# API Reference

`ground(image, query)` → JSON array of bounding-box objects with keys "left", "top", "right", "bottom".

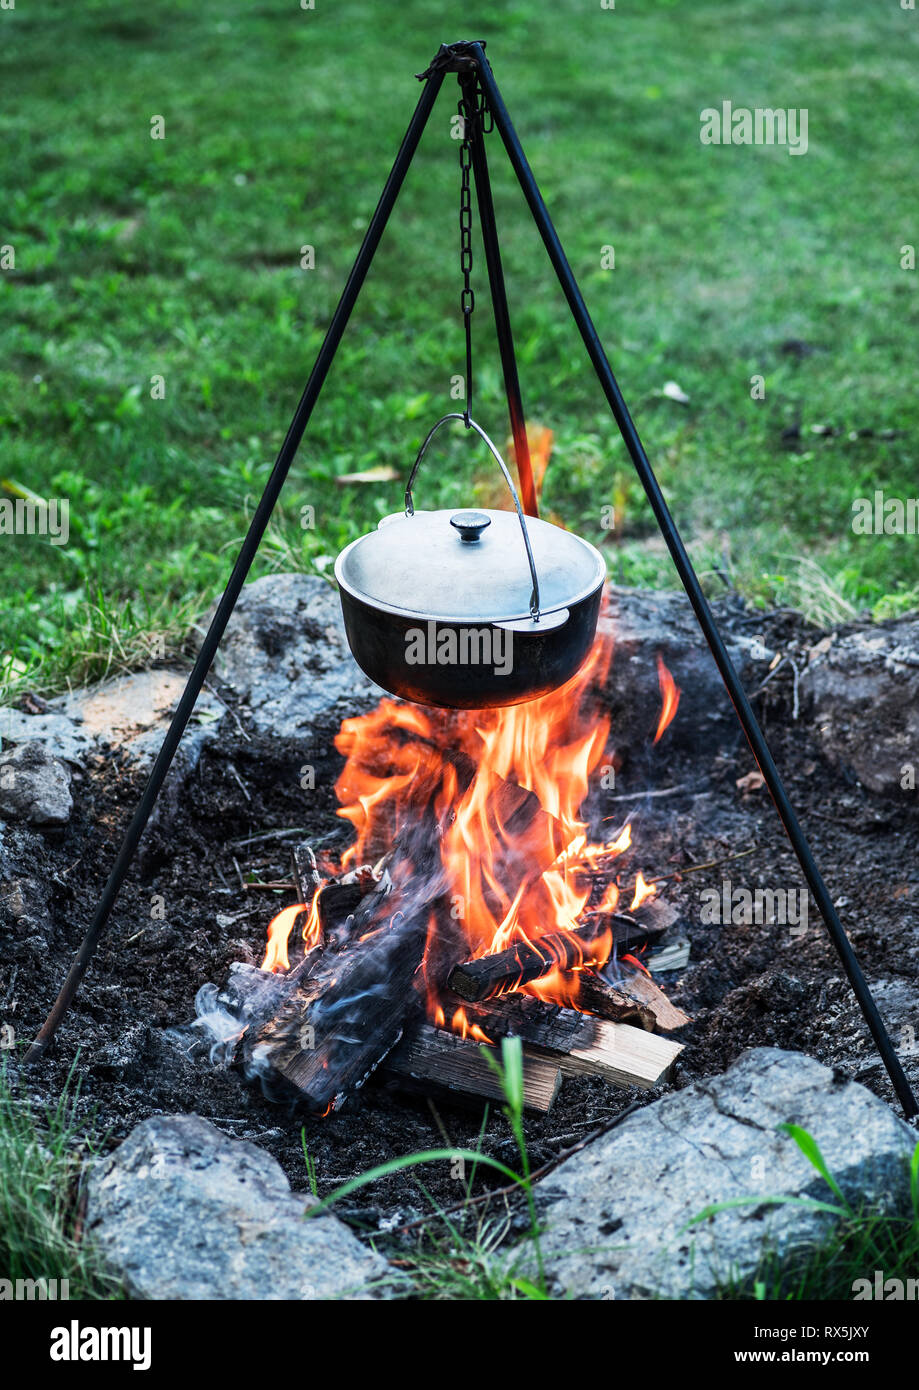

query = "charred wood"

[
  {"left": 454, "top": 995, "right": 681, "bottom": 1088},
  {"left": 446, "top": 921, "right": 609, "bottom": 1003},
  {"left": 581, "top": 964, "right": 691, "bottom": 1032},
  {"left": 252, "top": 908, "right": 429, "bottom": 1111}
]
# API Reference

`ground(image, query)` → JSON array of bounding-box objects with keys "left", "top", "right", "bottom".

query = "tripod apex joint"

[{"left": 416, "top": 40, "right": 487, "bottom": 81}]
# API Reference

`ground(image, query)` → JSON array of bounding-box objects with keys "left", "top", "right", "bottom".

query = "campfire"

[{"left": 204, "top": 615, "right": 690, "bottom": 1115}]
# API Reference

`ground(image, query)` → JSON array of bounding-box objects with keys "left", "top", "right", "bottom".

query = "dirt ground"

[{"left": 2, "top": 605, "right": 918, "bottom": 1235}]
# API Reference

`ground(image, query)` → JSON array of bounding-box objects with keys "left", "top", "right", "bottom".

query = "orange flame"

[
  {"left": 261, "top": 891, "right": 323, "bottom": 972},
  {"left": 257, "top": 593, "right": 672, "bottom": 1035},
  {"left": 653, "top": 654, "right": 681, "bottom": 743},
  {"left": 450, "top": 1007, "right": 494, "bottom": 1044},
  {"left": 263, "top": 904, "right": 308, "bottom": 973},
  {"left": 526, "top": 966, "right": 582, "bottom": 1008},
  {"left": 629, "top": 870, "right": 657, "bottom": 912},
  {"left": 287, "top": 622, "right": 618, "bottom": 1023}
]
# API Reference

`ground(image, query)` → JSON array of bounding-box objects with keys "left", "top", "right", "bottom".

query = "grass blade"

[{"left": 778, "top": 1123, "right": 850, "bottom": 1210}]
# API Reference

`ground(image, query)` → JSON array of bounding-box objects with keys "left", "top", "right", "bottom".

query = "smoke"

[
  {"left": 187, "top": 962, "right": 298, "bottom": 1091},
  {"left": 192, "top": 983, "right": 245, "bottom": 1066}
]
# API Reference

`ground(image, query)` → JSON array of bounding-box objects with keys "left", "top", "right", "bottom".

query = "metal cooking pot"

[{"left": 334, "top": 414, "right": 606, "bottom": 708}]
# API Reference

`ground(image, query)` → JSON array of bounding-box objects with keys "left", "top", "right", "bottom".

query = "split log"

[
  {"left": 316, "top": 872, "right": 381, "bottom": 937},
  {"left": 252, "top": 907, "right": 429, "bottom": 1111},
  {"left": 577, "top": 966, "right": 691, "bottom": 1032},
  {"left": 457, "top": 990, "right": 652, "bottom": 1043},
  {"left": 554, "top": 1019, "right": 682, "bottom": 1090},
  {"left": 383, "top": 1023, "right": 562, "bottom": 1113},
  {"left": 455, "top": 993, "right": 620, "bottom": 1049},
  {"left": 628, "top": 895, "right": 679, "bottom": 935},
  {"left": 252, "top": 824, "right": 445, "bottom": 1110},
  {"left": 454, "top": 996, "right": 682, "bottom": 1090},
  {"left": 290, "top": 843, "right": 321, "bottom": 907},
  {"left": 612, "top": 963, "right": 691, "bottom": 1031},
  {"left": 573, "top": 972, "right": 656, "bottom": 1029},
  {"left": 584, "top": 894, "right": 678, "bottom": 936},
  {"left": 581, "top": 905, "right": 672, "bottom": 955},
  {"left": 446, "top": 894, "right": 683, "bottom": 1005}
]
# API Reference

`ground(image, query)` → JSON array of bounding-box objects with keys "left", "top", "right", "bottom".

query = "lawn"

[{"left": 1, "top": 0, "right": 917, "bottom": 695}]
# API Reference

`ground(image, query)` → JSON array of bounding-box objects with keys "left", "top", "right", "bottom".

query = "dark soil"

[{"left": 3, "top": 606, "right": 918, "bottom": 1235}]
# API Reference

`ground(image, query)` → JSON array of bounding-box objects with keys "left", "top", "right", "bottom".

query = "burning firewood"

[
  {"left": 251, "top": 821, "right": 447, "bottom": 1111},
  {"left": 241, "top": 650, "right": 693, "bottom": 1113},
  {"left": 579, "top": 895, "right": 678, "bottom": 954},
  {"left": 576, "top": 965, "right": 691, "bottom": 1033},
  {"left": 611, "top": 963, "right": 691, "bottom": 1031},
  {"left": 568, "top": 972, "right": 656, "bottom": 1030},
  {"left": 252, "top": 903, "right": 430, "bottom": 1112},
  {"left": 316, "top": 863, "right": 389, "bottom": 942},
  {"left": 445, "top": 892, "right": 682, "bottom": 1006},
  {"left": 383, "top": 1023, "right": 562, "bottom": 1113},
  {"left": 385, "top": 997, "right": 682, "bottom": 1100},
  {"left": 290, "top": 842, "right": 321, "bottom": 906},
  {"left": 445, "top": 923, "right": 609, "bottom": 1003}
]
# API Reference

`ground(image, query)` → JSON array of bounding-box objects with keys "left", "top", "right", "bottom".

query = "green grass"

[
  {"left": 308, "top": 1070, "right": 919, "bottom": 1302},
  {"left": 3, "top": 1043, "right": 916, "bottom": 1301},
  {"left": 307, "top": 1036, "right": 552, "bottom": 1299},
  {"left": 699, "top": 1124, "right": 919, "bottom": 1301},
  {"left": 736, "top": 1204, "right": 919, "bottom": 1302},
  {"left": 0, "top": 1060, "right": 122, "bottom": 1298},
  {"left": 1, "top": 0, "right": 917, "bottom": 695}
]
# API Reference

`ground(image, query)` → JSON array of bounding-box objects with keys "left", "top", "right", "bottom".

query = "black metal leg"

[
  {"left": 460, "top": 71, "right": 538, "bottom": 518},
  {"left": 471, "top": 42, "right": 918, "bottom": 1118},
  {"left": 23, "top": 70, "right": 445, "bottom": 1064}
]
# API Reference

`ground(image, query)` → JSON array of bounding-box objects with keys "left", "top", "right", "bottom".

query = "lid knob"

[{"left": 450, "top": 510, "right": 491, "bottom": 544}]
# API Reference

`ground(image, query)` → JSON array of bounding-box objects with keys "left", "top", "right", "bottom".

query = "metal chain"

[{"left": 458, "top": 91, "right": 475, "bottom": 427}]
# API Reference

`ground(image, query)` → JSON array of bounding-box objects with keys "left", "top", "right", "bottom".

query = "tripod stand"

[{"left": 24, "top": 40, "right": 918, "bottom": 1120}]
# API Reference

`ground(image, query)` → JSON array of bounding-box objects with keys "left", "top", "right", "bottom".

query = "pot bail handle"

[{"left": 404, "top": 413, "right": 541, "bottom": 621}]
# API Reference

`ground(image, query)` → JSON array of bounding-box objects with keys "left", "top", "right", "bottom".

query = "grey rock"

[
  {"left": 204, "top": 573, "right": 384, "bottom": 739},
  {"left": 798, "top": 621, "right": 919, "bottom": 794},
  {"left": 0, "top": 741, "right": 73, "bottom": 824},
  {"left": 56, "top": 669, "right": 224, "bottom": 770},
  {"left": 536, "top": 1047, "right": 915, "bottom": 1300},
  {"left": 0, "top": 672, "right": 221, "bottom": 854},
  {"left": 125, "top": 719, "right": 214, "bottom": 774},
  {"left": 86, "top": 1114, "right": 391, "bottom": 1300},
  {"left": 600, "top": 587, "right": 766, "bottom": 757},
  {"left": 0, "top": 670, "right": 223, "bottom": 771},
  {"left": 0, "top": 708, "right": 94, "bottom": 766}
]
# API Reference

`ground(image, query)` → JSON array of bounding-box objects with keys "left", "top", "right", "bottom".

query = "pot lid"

[{"left": 335, "top": 507, "right": 606, "bottom": 623}]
